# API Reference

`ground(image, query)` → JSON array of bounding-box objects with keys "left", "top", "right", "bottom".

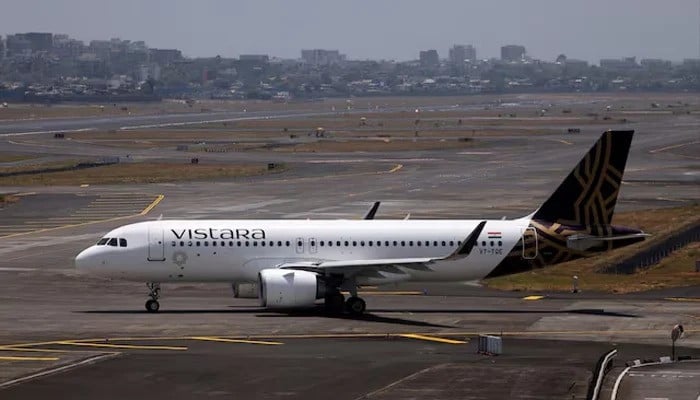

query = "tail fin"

[{"left": 533, "top": 130, "right": 634, "bottom": 233}]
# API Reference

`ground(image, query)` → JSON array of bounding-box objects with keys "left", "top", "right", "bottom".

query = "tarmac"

[{"left": 0, "top": 97, "right": 699, "bottom": 399}]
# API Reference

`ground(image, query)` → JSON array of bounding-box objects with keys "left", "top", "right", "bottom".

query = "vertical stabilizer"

[{"left": 532, "top": 130, "right": 634, "bottom": 234}]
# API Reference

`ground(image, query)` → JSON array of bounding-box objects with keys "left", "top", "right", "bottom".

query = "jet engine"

[{"left": 258, "top": 269, "right": 324, "bottom": 308}]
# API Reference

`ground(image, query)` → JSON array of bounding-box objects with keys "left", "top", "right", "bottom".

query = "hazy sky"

[{"left": 2, "top": 0, "right": 699, "bottom": 62}]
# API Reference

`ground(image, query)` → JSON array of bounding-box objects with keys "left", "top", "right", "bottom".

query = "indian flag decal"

[{"left": 487, "top": 232, "right": 502, "bottom": 239}]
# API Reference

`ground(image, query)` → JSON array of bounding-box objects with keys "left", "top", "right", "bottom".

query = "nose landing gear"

[{"left": 145, "top": 282, "right": 161, "bottom": 313}]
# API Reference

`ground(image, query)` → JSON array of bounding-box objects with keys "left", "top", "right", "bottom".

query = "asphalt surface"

[{"left": 0, "top": 96, "right": 698, "bottom": 399}]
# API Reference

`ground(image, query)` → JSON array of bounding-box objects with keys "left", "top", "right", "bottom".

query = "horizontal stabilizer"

[{"left": 567, "top": 233, "right": 650, "bottom": 251}]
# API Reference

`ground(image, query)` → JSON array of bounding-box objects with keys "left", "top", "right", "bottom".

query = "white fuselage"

[{"left": 76, "top": 218, "right": 530, "bottom": 285}]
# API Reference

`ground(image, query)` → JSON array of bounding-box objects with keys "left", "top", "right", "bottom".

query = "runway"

[{"left": 0, "top": 96, "right": 699, "bottom": 399}]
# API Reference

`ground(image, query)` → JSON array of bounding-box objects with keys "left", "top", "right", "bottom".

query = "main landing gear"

[
  {"left": 323, "top": 277, "right": 367, "bottom": 316},
  {"left": 145, "top": 282, "right": 161, "bottom": 313}
]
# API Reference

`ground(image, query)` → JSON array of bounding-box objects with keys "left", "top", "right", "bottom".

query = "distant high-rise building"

[
  {"left": 4, "top": 32, "right": 53, "bottom": 56},
  {"left": 301, "top": 49, "right": 345, "bottom": 65},
  {"left": 600, "top": 57, "right": 638, "bottom": 70},
  {"left": 419, "top": 49, "right": 439, "bottom": 67},
  {"left": 149, "top": 48, "right": 183, "bottom": 66},
  {"left": 449, "top": 45, "right": 476, "bottom": 65},
  {"left": 501, "top": 45, "right": 526, "bottom": 62},
  {"left": 0, "top": 36, "right": 4, "bottom": 60}
]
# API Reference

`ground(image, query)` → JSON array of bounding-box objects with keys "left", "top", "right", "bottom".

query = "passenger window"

[
  {"left": 409, "top": 241, "right": 414, "bottom": 246},
  {"left": 376, "top": 241, "right": 380, "bottom": 247},
  {"left": 386, "top": 241, "right": 390, "bottom": 246},
  {"left": 237, "top": 241, "right": 242, "bottom": 247},
  {"left": 449, "top": 241, "right": 454, "bottom": 246},
  {"left": 425, "top": 241, "right": 430, "bottom": 246},
  {"left": 270, "top": 241, "right": 274, "bottom": 247},
  {"left": 245, "top": 242, "right": 250, "bottom": 247},
  {"left": 441, "top": 241, "right": 446, "bottom": 246},
  {"left": 433, "top": 241, "right": 438, "bottom": 246},
  {"left": 261, "top": 241, "right": 265, "bottom": 247},
  {"left": 277, "top": 241, "right": 282, "bottom": 247},
  {"left": 352, "top": 241, "right": 357, "bottom": 247},
  {"left": 108, "top": 238, "right": 118, "bottom": 247},
  {"left": 401, "top": 241, "right": 405, "bottom": 247},
  {"left": 253, "top": 242, "right": 258, "bottom": 247},
  {"left": 490, "top": 241, "right": 494, "bottom": 247},
  {"left": 212, "top": 241, "right": 216, "bottom": 247},
  {"left": 328, "top": 241, "right": 333, "bottom": 247},
  {"left": 482, "top": 241, "right": 486, "bottom": 247},
  {"left": 360, "top": 241, "right": 364, "bottom": 246},
  {"left": 286, "top": 241, "right": 290, "bottom": 247},
  {"left": 119, "top": 238, "right": 127, "bottom": 247},
  {"left": 221, "top": 241, "right": 226, "bottom": 247},
  {"left": 180, "top": 241, "right": 185, "bottom": 247},
  {"left": 498, "top": 241, "right": 503, "bottom": 246},
  {"left": 393, "top": 241, "right": 397, "bottom": 246},
  {"left": 417, "top": 241, "right": 421, "bottom": 247},
  {"left": 97, "top": 238, "right": 109, "bottom": 246},
  {"left": 196, "top": 241, "right": 201, "bottom": 247},
  {"left": 204, "top": 241, "right": 209, "bottom": 247}
]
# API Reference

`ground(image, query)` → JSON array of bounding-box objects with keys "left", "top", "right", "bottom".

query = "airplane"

[{"left": 75, "top": 130, "right": 648, "bottom": 315}]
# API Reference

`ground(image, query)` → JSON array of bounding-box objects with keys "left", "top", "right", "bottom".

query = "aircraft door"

[
  {"left": 295, "top": 237, "right": 304, "bottom": 254},
  {"left": 148, "top": 226, "right": 166, "bottom": 261},
  {"left": 522, "top": 227, "right": 538, "bottom": 260},
  {"left": 308, "top": 237, "right": 317, "bottom": 254}
]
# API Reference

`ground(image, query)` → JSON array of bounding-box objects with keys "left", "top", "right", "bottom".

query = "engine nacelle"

[
  {"left": 231, "top": 282, "right": 259, "bottom": 299},
  {"left": 258, "top": 269, "right": 322, "bottom": 308}
]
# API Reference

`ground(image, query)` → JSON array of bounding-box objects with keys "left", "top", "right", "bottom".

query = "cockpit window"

[
  {"left": 97, "top": 238, "right": 109, "bottom": 246},
  {"left": 108, "top": 238, "right": 118, "bottom": 247},
  {"left": 119, "top": 238, "right": 127, "bottom": 247}
]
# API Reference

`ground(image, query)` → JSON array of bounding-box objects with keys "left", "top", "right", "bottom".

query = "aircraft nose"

[{"left": 75, "top": 246, "right": 98, "bottom": 272}]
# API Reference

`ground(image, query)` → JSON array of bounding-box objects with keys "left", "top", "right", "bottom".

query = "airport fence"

[{"left": 601, "top": 221, "right": 700, "bottom": 274}]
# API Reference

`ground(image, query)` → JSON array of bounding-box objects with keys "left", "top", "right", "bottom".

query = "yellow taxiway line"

[
  {"left": 0, "top": 194, "right": 163, "bottom": 239},
  {"left": 189, "top": 336, "right": 282, "bottom": 346},
  {"left": 522, "top": 295, "right": 545, "bottom": 301},
  {"left": 56, "top": 341, "right": 187, "bottom": 351},
  {"left": 388, "top": 164, "right": 403, "bottom": 173},
  {"left": 0, "top": 356, "right": 59, "bottom": 361},
  {"left": 399, "top": 334, "right": 467, "bottom": 344},
  {"left": 341, "top": 291, "right": 424, "bottom": 296},
  {"left": 665, "top": 297, "right": 700, "bottom": 302},
  {"left": 140, "top": 194, "right": 164, "bottom": 215}
]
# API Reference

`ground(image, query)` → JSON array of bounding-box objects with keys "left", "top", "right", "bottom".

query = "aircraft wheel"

[
  {"left": 345, "top": 296, "right": 366, "bottom": 315},
  {"left": 145, "top": 299, "right": 160, "bottom": 313}
]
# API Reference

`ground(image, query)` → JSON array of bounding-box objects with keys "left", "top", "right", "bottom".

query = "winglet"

[
  {"left": 363, "top": 201, "right": 381, "bottom": 220},
  {"left": 443, "top": 221, "right": 486, "bottom": 260}
]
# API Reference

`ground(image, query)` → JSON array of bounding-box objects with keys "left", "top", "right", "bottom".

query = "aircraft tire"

[
  {"left": 345, "top": 296, "right": 366, "bottom": 315},
  {"left": 145, "top": 299, "right": 160, "bottom": 313}
]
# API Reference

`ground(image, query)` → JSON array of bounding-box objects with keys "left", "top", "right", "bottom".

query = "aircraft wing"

[{"left": 278, "top": 221, "right": 486, "bottom": 276}]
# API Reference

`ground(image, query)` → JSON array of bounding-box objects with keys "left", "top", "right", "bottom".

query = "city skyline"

[{"left": 1, "top": 0, "right": 699, "bottom": 62}]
